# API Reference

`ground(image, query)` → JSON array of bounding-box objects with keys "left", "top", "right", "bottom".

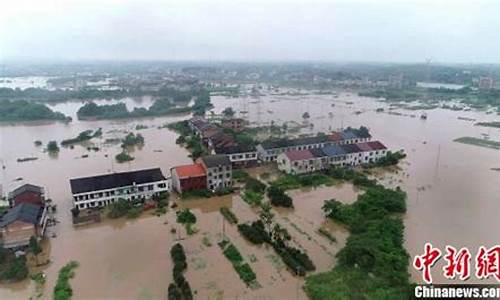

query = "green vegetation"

[
  {"left": 29, "top": 236, "right": 43, "bottom": 265},
  {"left": 360, "top": 87, "right": 500, "bottom": 111},
  {"left": 305, "top": 181, "right": 409, "bottom": 299},
  {"left": 152, "top": 192, "right": 169, "bottom": 215},
  {"left": 61, "top": 128, "right": 102, "bottom": 146},
  {"left": 372, "top": 151, "right": 407, "bottom": 167},
  {"left": 107, "top": 199, "right": 143, "bottom": 218},
  {"left": 475, "top": 121, "right": 500, "bottom": 128},
  {"left": 76, "top": 99, "right": 191, "bottom": 120},
  {"left": 271, "top": 173, "right": 333, "bottom": 190},
  {"left": 47, "top": 141, "right": 60, "bottom": 153},
  {"left": 222, "top": 107, "right": 236, "bottom": 117},
  {"left": 168, "top": 243, "right": 193, "bottom": 300},
  {"left": 176, "top": 209, "right": 197, "bottom": 224},
  {"left": 0, "top": 99, "right": 70, "bottom": 122},
  {"left": 53, "top": 261, "right": 79, "bottom": 300},
  {"left": 192, "top": 90, "right": 213, "bottom": 116},
  {"left": 241, "top": 176, "right": 267, "bottom": 206},
  {"left": 176, "top": 209, "right": 197, "bottom": 235},
  {"left": 454, "top": 136, "right": 500, "bottom": 150},
  {"left": 0, "top": 247, "right": 28, "bottom": 282},
  {"left": 238, "top": 204, "right": 315, "bottom": 276},
  {"left": 115, "top": 151, "right": 134, "bottom": 163},
  {"left": 232, "top": 169, "right": 249, "bottom": 182},
  {"left": 168, "top": 120, "right": 208, "bottom": 160},
  {"left": 219, "top": 207, "right": 238, "bottom": 224},
  {"left": 267, "top": 186, "right": 293, "bottom": 208},
  {"left": 317, "top": 228, "right": 337, "bottom": 243},
  {"left": 218, "top": 239, "right": 257, "bottom": 285},
  {"left": 121, "top": 132, "right": 144, "bottom": 148},
  {"left": 242, "top": 190, "right": 264, "bottom": 206}
]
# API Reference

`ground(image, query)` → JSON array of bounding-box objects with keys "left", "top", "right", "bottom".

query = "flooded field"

[{"left": 1, "top": 91, "right": 500, "bottom": 298}]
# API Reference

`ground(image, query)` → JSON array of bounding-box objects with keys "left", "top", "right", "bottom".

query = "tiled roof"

[
  {"left": 201, "top": 155, "right": 231, "bottom": 168},
  {"left": 309, "top": 148, "right": 326, "bottom": 158},
  {"left": 284, "top": 150, "right": 315, "bottom": 161},
  {"left": 356, "top": 142, "right": 373, "bottom": 152},
  {"left": 341, "top": 144, "right": 363, "bottom": 153},
  {"left": 173, "top": 164, "right": 206, "bottom": 178},
  {"left": 341, "top": 130, "right": 358, "bottom": 140},
  {"left": 8, "top": 184, "right": 43, "bottom": 200},
  {"left": 214, "top": 145, "right": 256, "bottom": 154},
  {"left": 70, "top": 168, "right": 166, "bottom": 194},
  {"left": 367, "top": 141, "right": 387, "bottom": 150},
  {"left": 0, "top": 203, "right": 43, "bottom": 227},
  {"left": 328, "top": 132, "right": 343, "bottom": 142},
  {"left": 261, "top": 135, "right": 328, "bottom": 150},
  {"left": 322, "top": 145, "right": 346, "bottom": 157}
]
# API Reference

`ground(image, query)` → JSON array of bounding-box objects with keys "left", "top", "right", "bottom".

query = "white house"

[{"left": 70, "top": 168, "right": 170, "bottom": 209}]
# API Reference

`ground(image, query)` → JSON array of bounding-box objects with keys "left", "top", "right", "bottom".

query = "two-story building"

[
  {"left": 0, "top": 203, "right": 48, "bottom": 249},
  {"left": 8, "top": 183, "right": 45, "bottom": 207},
  {"left": 70, "top": 168, "right": 170, "bottom": 209},
  {"left": 170, "top": 163, "right": 207, "bottom": 194}
]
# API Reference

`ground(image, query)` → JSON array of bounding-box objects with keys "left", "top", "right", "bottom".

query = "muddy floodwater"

[{"left": 1, "top": 91, "right": 500, "bottom": 298}]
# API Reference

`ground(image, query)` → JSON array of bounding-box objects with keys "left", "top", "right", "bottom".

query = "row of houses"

[
  {"left": 277, "top": 141, "right": 388, "bottom": 174},
  {"left": 188, "top": 117, "right": 258, "bottom": 167},
  {"left": 257, "top": 128, "right": 372, "bottom": 162},
  {"left": 0, "top": 184, "right": 48, "bottom": 249},
  {"left": 69, "top": 154, "right": 234, "bottom": 209}
]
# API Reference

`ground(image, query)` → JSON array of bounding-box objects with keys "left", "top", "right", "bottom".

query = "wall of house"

[
  {"left": 180, "top": 176, "right": 207, "bottom": 192},
  {"left": 0, "top": 220, "right": 36, "bottom": 248},
  {"left": 11, "top": 192, "right": 43, "bottom": 207},
  {"left": 206, "top": 165, "right": 232, "bottom": 191}
]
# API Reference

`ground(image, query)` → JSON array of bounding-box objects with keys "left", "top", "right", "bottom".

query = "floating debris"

[{"left": 17, "top": 157, "right": 38, "bottom": 163}]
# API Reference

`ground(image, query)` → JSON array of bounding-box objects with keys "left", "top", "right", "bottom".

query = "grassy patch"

[
  {"left": 218, "top": 239, "right": 257, "bottom": 285},
  {"left": 53, "top": 261, "right": 79, "bottom": 300},
  {"left": 220, "top": 207, "right": 238, "bottom": 224},
  {"left": 454, "top": 136, "right": 500, "bottom": 150}
]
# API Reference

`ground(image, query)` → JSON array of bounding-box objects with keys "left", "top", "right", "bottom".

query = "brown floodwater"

[{"left": 1, "top": 91, "right": 500, "bottom": 298}]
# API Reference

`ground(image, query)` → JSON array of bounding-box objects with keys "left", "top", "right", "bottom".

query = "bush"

[
  {"left": 242, "top": 190, "right": 263, "bottom": 206},
  {"left": 47, "top": 141, "right": 60, "bottom": 153},
  {"left": 234, "top": 263, "right": 257, "bottom": 283},
  {"left": 176, "top": 209, "right": 196, "bottom": 224},
  {"left": 53, "top": 261, "right": 79, "bottom": 300},
  {"left": 115, "top": 151, "right": 134, "bottom": 163},
  {"left": 237, "top": 221, "right": 268, "bottom": 245},
  {"left": 0, "top": 256, "right": 28, "bottom": 282},
  {"left": 232, "top": 169, "right": 249, "bottom": 182},
  {"left": 267, "top": 186, "right": 293, "bottom": 208},
  {"left": 220, "top": 207, "right": 238, "bottom": 224},
  {"left": 107, "top": 199, "right": 132, "bottom": 219},
  {"left": 244, "top": 177, "right": 266, "bottom": 193},
  {"left": 223, "top": 244, "right": 243, "bottom": 264}
]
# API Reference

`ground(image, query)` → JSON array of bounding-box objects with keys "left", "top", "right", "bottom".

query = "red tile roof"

[
  {"left": 356, "top": 142, "right": 373, "bottom": 152},
  {"left": 366, "top": 141, "right": 387, "bottom": 150},
  {"left": 173, "top": 164, "right": 206, "bottom": 178},
  {"left": 328, "top": 132, "right": 343, "bottom": 142},
  {"left": 284, "top": 150, "right": 314, "bottom": 161}
]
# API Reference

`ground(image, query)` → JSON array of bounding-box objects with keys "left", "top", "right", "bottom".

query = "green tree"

[
  {"left": 222, "top": 107, "right": 235, "bottom": 118},
  {"left": 47, "top": 141, "right": 60, "bottom": 153},
  {"left": 29, "top": 236, "right": 42, "bottom": 266}
]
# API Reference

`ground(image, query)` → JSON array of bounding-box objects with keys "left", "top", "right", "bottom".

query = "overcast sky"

[{"left": 1, "top": 0, "right": 499, "bottom": 63}]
